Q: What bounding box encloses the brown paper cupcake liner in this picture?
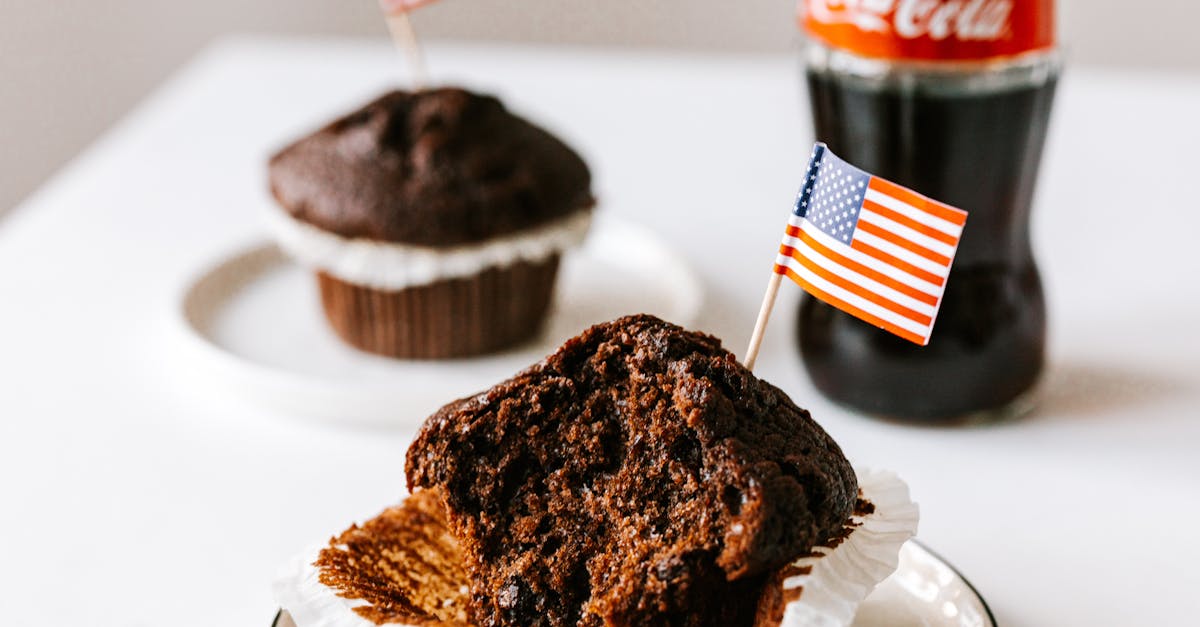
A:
[316,255,561,359]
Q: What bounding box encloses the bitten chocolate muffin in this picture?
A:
[406,314,858,626]
[267,88,595,358]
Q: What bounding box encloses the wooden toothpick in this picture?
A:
[385,10,429,90]
[743,272,783,371]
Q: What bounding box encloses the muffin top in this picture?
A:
[406,314,858,626]
[268,88,594,247]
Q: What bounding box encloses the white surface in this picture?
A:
[178,216,703,425]
[0,36,1197,626]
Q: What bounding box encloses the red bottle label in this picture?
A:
[801,0,1055,61]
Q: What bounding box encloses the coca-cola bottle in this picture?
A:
[796,0,1061,422]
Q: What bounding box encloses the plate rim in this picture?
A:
[175,214,705,426]
[910,540,998,627]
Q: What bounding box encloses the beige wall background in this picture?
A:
[1,0,1197,214]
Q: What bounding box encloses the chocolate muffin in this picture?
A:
[267,88,595,358]
[406,314,858,626]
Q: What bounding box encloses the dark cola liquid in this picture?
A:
[799,66,1058,422]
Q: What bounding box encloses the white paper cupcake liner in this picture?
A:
[264,204,592,290]
[775,467,920,627]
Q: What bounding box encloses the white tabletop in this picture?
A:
[1,36,1197,626]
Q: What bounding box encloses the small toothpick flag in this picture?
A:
[380,0,439,9]
[378,0,441,89]
[743,143,968,370]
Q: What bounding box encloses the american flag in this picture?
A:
[775,143,968,346]
[379,0,440,13]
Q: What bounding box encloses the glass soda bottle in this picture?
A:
[796,0,1061,422]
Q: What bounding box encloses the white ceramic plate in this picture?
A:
[271,541,995,627]
[851,541,996,627]
[176,216,704,426]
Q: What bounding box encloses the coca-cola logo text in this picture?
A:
[808,0,1013,41]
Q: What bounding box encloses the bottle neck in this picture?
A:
[806,42,1062,94]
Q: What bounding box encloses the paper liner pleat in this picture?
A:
[274,549,408,627]
[775,468,920,627]
[317,255,560,359]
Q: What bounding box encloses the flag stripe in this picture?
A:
[868,178,968,226]
[863,190,964,238]
[775,254,932,336]
[787,217,946,293]
[852,231,952,277]
[778,244,935,323]
[782,228,940,306]
[860,206,959,255]
[861,198,961,246]
[849,238,947,287]
[855,220,952,266]
[774,261,928,345]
